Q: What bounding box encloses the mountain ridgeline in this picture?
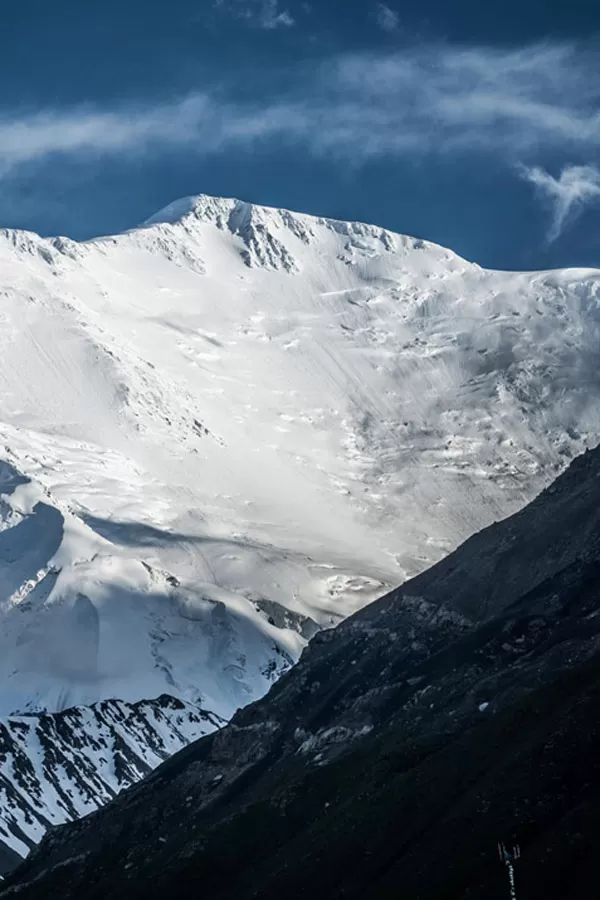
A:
[0,696,224,874]
[5,444,600,899]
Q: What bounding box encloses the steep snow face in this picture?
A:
[1,194,600,719]
[0,695,224,872]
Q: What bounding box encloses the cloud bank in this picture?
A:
[1,42,599,178]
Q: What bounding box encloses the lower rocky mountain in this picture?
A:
[0,696,223,878]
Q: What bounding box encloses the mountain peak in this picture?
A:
[141,193,241,229]
[138,191,470,276]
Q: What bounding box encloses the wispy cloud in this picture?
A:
[323,44,600,156]
[1,42,600,178]
[0,97,214,175]
[213,0,295,29]
[519,163,600,242]
[375,4,399,32]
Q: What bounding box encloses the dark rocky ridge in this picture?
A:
[4,446,600,899]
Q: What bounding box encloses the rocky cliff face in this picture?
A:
[0,696,224,877]
[5,446,600,899]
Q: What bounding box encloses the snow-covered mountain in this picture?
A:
[0,694,224,874]
[2,193,600,723]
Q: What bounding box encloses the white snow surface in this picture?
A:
[1,193,600,719]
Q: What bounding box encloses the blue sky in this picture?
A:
[1,0,600,269]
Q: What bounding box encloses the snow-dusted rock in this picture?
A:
[0,695,224,873]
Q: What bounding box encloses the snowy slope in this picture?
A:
[1,194,600,721]
[0,695,224,872]
[0,459,297,719]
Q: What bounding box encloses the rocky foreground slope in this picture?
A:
[5,445,600,899]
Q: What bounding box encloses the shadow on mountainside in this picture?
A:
[80,514,267,552]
